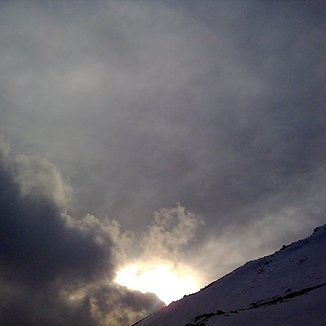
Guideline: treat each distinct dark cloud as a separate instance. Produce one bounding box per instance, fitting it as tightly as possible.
[0,0,325,317]
[0,141,162,325]
[0,168,107,287]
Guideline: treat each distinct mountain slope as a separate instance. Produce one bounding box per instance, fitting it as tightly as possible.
[134,225,326,326]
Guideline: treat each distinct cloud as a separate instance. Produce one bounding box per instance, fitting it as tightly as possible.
[191,170,326,282]
[87,284,161,326]
[1,0,324,239]
[0,138,163,326]
[112,204,204,304]
[14,154,72,210]
[0,0,325,318]
[141,204,203,259]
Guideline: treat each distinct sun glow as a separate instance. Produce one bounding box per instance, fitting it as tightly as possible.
[114,261,200,305]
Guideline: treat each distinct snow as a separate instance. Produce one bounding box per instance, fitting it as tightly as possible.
[134,224,326,326]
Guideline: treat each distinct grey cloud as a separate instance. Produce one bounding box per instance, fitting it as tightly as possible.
[190,168,326,282]
[0,139,162,325]
[14,153,72,210]
[0,0,325,310]
[140,205,203,259]
[0,157,107,288]
[88,284,163,326]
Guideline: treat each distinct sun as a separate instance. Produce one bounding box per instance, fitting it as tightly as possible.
[114,260,200,305]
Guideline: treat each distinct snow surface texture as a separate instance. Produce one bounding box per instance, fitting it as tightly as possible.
[134,225,326,326]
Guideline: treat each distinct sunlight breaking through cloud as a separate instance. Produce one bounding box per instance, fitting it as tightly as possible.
[115,260,200,305]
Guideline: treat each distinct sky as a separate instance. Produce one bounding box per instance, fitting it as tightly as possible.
[0,0,325,325]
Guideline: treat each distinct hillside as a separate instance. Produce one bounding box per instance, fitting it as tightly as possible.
[134,225,326,326]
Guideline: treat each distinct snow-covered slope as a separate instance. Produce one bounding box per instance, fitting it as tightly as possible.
[134,225,326,326]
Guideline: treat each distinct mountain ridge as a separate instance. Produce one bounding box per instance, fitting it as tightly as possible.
[134,224,326,326]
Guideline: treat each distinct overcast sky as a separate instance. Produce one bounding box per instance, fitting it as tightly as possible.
[0,0,325,325]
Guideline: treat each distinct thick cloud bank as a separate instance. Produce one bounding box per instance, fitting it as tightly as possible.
[0,0,325,240]
[0,0,326,321]
[0,139,162,326]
